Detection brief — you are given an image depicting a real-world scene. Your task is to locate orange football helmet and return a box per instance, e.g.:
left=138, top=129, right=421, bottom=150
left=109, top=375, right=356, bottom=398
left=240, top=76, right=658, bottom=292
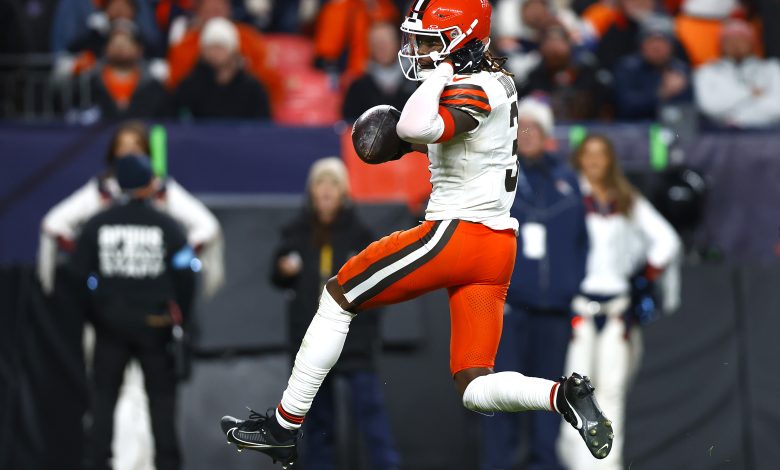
left=398, top=0, right=492, bottom=80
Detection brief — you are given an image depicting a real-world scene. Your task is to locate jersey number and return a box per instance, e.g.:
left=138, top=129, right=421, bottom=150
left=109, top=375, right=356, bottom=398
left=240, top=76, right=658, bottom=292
left=504, top=100, right=519, bottom=192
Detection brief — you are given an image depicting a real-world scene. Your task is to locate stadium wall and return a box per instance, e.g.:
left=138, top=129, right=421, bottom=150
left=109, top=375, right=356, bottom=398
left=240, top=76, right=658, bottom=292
left=2, top=202, right=780, bottom=470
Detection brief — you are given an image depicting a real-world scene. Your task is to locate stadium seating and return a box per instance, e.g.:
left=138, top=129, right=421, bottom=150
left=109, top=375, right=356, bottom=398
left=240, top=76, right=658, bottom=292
left=340, top=129, right=431, bottom=213
left=264, top=35, right=342, bottom=125
left=263, top=34, right=315, bottom=72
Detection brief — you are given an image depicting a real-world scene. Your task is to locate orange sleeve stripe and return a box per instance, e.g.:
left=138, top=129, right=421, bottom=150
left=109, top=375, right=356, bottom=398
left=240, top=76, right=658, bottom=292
left=436, top=106, right=456, bottom=143
left=440, top=98, right=492, bottom=112
left=441, top=88, right=489, bottom=100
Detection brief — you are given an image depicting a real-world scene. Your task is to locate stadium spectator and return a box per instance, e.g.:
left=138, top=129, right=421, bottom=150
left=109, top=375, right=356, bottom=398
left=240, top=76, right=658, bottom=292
left=313, top=0, right=399, bottom=78
left=674, top=0, right=743, bottom=68
left=235, top=0, right=323, bottom=32
left=52, top=0, right=162, bottom=78
left=495, top=0, right=596, bottom=84
left=558, top=134, right=680, bottom=470
left=154, top=0, right=195, bottom=39
left=342, top=22, right=416, bottom=121
left=481, top=98, right=588, bottom=470
left=580, top=0, right=620, bottom=38
left=594, top=0, right=688, bottom=71
left=519, top=24, right=612, bottom=120
left=38, top=121, right=223, bottom=469
left=495, top=0, right=556, bottom=50
left=495, top=0, right=553, bottom=85
left=52, top=0, right=161, bottom=54
left=496, top=0, right=595, bottom=47
left=173, top=18, right=271, bottom=119
left=85, top=23, right=170, bottom=120
left=38, top=121, right=222, bottom=305
left=270, top=157, right=401, bottom=470
left=166, top=0, right=282, bottom=108
left=72, top=155, right=197, bottom=470
left=694, top=19, right=780, bottom=128
left=613, top=14, right=693, bottom=120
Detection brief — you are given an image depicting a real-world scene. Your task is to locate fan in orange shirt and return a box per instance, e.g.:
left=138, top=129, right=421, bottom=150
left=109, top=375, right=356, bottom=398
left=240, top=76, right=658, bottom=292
left=313, top=0, right=399, bottom=80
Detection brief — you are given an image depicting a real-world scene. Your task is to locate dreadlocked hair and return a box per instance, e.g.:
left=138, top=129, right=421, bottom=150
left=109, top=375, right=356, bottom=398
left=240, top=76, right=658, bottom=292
left=480, top=50, right=514, bottom=77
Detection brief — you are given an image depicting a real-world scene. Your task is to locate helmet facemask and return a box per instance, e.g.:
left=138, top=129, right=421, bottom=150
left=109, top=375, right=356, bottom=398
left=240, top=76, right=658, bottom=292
left=398, top=17, right=474, bottom=81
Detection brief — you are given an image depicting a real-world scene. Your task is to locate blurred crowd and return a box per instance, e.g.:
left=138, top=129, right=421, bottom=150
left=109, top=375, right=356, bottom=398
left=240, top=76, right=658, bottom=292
left=0, top=0, right=779, bottom=128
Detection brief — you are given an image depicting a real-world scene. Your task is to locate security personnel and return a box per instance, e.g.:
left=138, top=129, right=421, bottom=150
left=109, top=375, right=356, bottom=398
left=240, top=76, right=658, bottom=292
left=71, top=155, right=196, bottom=470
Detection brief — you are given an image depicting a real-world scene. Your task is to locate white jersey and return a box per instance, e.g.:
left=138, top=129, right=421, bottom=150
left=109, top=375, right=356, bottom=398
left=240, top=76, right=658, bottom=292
left=578, top=178, right=681, bottom=297
left=425, top=70, right=520, bottom=232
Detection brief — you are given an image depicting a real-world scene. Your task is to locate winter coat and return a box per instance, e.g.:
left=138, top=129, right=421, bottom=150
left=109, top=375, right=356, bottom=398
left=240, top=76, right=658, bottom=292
left=271, top=206, right=380, bottom=372
left=507, top=153, right=589, bottom=312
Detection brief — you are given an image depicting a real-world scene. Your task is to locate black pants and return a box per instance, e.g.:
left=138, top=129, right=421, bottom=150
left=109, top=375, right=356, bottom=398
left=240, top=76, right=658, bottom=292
left=86, top=324, right=180, bottom=470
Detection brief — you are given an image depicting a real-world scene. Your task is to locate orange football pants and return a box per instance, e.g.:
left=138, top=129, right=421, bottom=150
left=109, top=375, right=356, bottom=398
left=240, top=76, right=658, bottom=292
left=337, top=219, right=516, bottom=375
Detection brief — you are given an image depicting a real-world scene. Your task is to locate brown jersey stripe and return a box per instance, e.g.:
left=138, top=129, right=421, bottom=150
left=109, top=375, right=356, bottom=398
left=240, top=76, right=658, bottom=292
left=444, top=84, right=486, bottom=93
left=441, top=88, right=489, bottom=100
left=440, top=98, right=492, bottom=112
left=341, top=221, right=443, bottom=294
left=441, top=101, right=492, bottom=115
left=440, top=92, right=491, bottom=106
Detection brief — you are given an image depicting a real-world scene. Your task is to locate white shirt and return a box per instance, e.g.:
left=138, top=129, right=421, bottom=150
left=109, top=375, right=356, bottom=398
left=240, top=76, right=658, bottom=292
left=579, top=178, right=681, bottom=297
left=694, top=56, right=780, bottom=128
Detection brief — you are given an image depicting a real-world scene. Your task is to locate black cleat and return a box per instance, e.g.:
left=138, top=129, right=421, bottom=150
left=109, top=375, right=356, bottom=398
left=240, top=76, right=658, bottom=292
left=556, top=373, right=614, bottom=459
left=221, top=408, right=300, bottom=468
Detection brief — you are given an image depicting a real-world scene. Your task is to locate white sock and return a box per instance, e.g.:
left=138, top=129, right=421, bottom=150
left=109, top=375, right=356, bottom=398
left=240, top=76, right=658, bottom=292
left=276, top=288, right=355, bottom=430
left=462, top=372, right=559, bottom=413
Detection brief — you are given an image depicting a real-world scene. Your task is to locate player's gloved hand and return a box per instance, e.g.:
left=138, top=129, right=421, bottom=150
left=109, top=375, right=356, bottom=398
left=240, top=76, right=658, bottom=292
left=446, top=39, right=485, bottom=74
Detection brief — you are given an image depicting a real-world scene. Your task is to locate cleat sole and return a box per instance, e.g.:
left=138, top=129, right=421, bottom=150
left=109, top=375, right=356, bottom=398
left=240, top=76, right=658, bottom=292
left=560, top=373, right=614, bottom=460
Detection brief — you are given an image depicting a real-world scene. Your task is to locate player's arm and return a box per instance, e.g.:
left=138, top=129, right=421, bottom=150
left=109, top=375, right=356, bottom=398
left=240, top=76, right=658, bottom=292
left=396, top=62, right=478, bottom=144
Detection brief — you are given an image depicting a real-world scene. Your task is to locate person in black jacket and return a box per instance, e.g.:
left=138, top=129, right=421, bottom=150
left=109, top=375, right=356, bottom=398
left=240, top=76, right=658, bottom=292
left=270, top=157, right=400, bottom=470
left=173, top=17, right=270, bottom=120
left=71, top=155, right=196, bottom=470
left=341, top=21, right=416, bottom=121
left=520, top=23, right=613, bottom=121
left=613, top=14, right=693, bottom=121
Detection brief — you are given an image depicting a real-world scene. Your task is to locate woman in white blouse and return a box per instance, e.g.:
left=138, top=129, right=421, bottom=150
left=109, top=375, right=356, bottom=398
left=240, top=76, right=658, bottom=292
left=558, top=134, right=681, bottom=470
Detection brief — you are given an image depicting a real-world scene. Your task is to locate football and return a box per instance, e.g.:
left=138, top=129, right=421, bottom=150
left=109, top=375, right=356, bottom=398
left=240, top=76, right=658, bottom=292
left=351, top=105, right=407, bottom=165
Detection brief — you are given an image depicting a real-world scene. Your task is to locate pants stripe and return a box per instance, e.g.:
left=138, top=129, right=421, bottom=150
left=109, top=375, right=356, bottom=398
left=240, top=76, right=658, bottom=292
left=342, top=221, right=441, bottom=293
left=346, top=220, right=460, bottom=305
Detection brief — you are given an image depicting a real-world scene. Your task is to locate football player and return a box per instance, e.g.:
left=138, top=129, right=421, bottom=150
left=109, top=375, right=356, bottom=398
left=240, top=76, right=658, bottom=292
left=220, top=0, right=613, bottom=466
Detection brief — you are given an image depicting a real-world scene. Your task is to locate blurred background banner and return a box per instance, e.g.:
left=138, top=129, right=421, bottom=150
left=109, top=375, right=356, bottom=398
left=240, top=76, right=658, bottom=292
left=2, top=122, right=779, bottom=266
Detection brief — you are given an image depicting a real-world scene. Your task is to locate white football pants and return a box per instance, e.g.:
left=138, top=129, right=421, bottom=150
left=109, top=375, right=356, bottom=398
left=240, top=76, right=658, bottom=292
left=557, top=313, right=642, bottom=470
